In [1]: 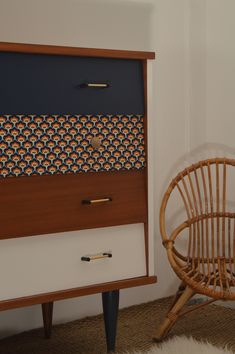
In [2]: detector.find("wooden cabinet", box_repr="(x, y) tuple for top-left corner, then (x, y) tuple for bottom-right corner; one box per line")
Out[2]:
(0, 42), (156, 352)
(0, 171), (147, 238)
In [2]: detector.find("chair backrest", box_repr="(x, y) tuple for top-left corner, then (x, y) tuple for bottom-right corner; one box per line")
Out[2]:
(160, 158), (235, 261)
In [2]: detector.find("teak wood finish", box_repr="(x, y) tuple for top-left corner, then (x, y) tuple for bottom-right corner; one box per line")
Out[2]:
(0, 42), (156, 350)
(41, 302), (54, 339)
(142, 60), (149, 275)
(0, 41), (155, 60)
(0, 276), (156, 312)
(154, 158), (235, 341)
(0, 170), (147, 239)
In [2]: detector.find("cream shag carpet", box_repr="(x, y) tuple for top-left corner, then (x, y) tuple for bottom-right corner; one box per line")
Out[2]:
(127, 336), (233, 354)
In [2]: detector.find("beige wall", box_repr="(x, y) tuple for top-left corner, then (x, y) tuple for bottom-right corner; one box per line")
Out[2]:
(189, 0), (206, 151)
(0, 0), (152, 50)
(0, 0), (195, 337)
(206, 0), (235, 152)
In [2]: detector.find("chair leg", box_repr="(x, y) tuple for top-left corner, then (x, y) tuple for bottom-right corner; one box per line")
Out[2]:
(168, 281), (186, 311)
(153, 285), (194, 342)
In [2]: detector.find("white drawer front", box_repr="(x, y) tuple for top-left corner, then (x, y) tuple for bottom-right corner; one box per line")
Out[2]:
(0, 224), (146, 300)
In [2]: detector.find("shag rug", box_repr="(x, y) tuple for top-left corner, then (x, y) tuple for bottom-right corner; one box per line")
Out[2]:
(126, 336), (234, 354)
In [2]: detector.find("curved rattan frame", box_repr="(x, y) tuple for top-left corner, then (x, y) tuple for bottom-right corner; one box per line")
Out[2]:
(153, 157), (235, 341)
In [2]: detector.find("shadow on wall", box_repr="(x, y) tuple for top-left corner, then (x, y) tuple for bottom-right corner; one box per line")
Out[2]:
(63, 0), (153, 49)
(160, 143), (235, 237)
(160, 142), (235, 198)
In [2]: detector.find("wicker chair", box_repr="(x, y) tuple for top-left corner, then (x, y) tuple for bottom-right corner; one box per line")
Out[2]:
(153, 158), (235, 341)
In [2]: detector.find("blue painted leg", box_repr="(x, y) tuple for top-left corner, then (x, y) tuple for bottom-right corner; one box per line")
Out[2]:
(102, 290), (120, 352)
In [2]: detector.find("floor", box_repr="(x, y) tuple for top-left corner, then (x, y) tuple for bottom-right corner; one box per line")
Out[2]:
(0, 296), (235, 354)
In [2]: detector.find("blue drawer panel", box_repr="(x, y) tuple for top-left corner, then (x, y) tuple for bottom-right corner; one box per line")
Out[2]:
(0, 53), (144, 115)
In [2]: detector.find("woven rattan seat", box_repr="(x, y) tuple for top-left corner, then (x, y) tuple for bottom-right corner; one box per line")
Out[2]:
(153, 158), (235, 341)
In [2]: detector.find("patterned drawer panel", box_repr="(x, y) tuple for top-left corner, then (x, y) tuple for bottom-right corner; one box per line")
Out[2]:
(0, 114), (145, 178)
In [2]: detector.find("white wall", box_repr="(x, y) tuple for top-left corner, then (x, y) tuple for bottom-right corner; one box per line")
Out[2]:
(0, 0), (194, 337)
(188, 0), (207, 150)
(152, 0), (190, 299)
(187, 0), (235, 156)
(206, 0), (235, 150)
(0, 0), (152, 50)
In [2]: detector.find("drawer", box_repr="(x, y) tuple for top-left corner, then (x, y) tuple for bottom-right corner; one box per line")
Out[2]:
(0, 224), (146, 301)
(0, 52), (144, 115)
(0, 170), (147, 239)
(0, 114), (145, 178)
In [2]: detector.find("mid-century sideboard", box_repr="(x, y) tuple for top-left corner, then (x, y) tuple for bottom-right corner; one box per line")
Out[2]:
(0, 42), (156, 352)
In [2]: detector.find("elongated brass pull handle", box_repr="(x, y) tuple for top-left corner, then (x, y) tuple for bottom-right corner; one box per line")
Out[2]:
(81, 252), (112, 262)
(82, 82), (110, 88)
(82, 197), (112, 205)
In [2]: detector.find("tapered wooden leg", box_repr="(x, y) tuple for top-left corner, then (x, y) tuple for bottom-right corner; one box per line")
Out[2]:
(102, 290), (119, 353)
(41, 302), (54, 339)
(153, 286), (194, 342)
(168, 281), (187, 311)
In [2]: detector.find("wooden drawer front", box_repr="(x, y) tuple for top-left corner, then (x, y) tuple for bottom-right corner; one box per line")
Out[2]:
(0, 114), (145, 178)
(0, 224), (146, 301)
(0, 52), (144, 115)
(0, 170), (147, 239)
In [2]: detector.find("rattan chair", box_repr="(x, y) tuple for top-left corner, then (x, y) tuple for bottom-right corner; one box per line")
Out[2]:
(153, 158), (235, 341)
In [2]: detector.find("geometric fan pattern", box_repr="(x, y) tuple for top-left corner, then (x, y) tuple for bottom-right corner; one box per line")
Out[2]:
(0, 115), (145, 178)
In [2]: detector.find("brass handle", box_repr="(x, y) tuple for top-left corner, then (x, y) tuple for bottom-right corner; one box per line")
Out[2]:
(82, 197), (112, 205)
(81, 252), (112, 262)
(82, 82), (110, 88)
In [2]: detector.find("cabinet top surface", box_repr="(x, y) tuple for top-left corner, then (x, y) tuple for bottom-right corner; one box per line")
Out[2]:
(0, 42), (155, 60)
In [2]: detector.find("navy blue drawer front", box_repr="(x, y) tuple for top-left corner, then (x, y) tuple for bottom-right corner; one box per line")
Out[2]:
(0, 52), (144, 115)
